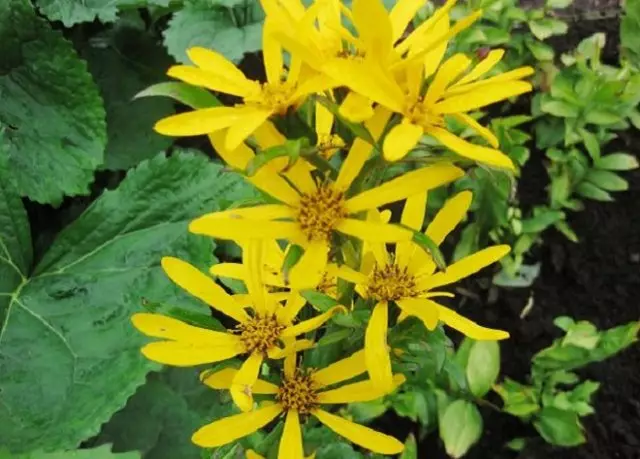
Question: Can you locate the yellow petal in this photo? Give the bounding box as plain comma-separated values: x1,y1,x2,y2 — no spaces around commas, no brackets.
312,409,404,454
154,106,245,137
335,106,391,189
339,92,374,123
246,450,264,459
424,53,471,105
422,14,450,78
396,298,439,330
279,410,304,459
289,241,329,290
131,313,230,343
312,349,367,388
365,302,394,393
382,122,424,162
292,73,337,100
192,404,283,447
428,126,515,170
210,262,246,280
249,169,302,206
244,239,269,315
186,47,256,93
268,338,314,359
225,108,273,151
435,81,533,114
422,245,511,290
437,305,510,340
201,367,279,393
455,49,505,86
284,353,296,378
345,164,464,213
426,190,473,246
189,217,303,241
337,218,412,242
231,352,264,412
453,113,499,148
263,20,284,84
317,373,405,404
353,0,393,58
446,66,535,96
281,305,346,337
141,340,242,366
167,65,257,98
395,192,427,268
389,0,424,42
283,161,317,195
161,257,250,323
207,131,254,170
321,59,405,113
278,292,308,324
316,99,335,136
335,265,368,285
205,204,295,221
396,0,455,55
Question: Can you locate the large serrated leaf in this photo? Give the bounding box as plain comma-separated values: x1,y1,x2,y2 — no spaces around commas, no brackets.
1,444,140,459
163,1,263,65
0,151,256,452
0,0,106,205
94,368,234,459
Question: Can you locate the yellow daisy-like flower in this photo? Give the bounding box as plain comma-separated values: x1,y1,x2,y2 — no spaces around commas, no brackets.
336,191,510,391
192,350,406,456
153,21,334,151
189,106,464,290
246,450,315,459
131,242,345,412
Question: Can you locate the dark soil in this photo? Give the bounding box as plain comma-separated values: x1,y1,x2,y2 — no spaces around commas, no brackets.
414,128,640,458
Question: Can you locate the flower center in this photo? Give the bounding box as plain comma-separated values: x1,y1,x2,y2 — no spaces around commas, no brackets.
297,184,347,242
276,370,318,414
404,98,444,128
316,133,345,159
247,82,295,115
236,314,286,354
316,271,337,297
366,264,418,302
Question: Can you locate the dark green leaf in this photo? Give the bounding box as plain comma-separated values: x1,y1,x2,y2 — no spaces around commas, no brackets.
316,329,352,346
400,434,418,459
521,209,565,233
466,340,500,397
85,27,175,170
575,182,613,201
439,400,483,458
136,83,221,110
0,0,106,204
534,408,585,446
281,245,304,284
3,445,140,459
0,152,254,452
300,290,342,312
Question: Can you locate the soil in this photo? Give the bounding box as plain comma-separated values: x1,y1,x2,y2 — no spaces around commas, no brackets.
410,128,640,459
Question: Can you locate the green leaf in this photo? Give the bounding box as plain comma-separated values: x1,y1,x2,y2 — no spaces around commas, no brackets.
540,99,579,118
315,95,376,145
95,368,234,459
585,110,622,125
246,139,309,176
562,320,600,349
594,153,639,171
585,170,628,191
299,290,343,312
575,182,613,201
0,152,255,452
0,0,107,205
579,129,600,160
85,26,175,170
546,0,572,8
400,434,418,459
393,390,431,425
348,399,390,423
621,0,640,68
525,39,555,61
163,2,263,65
534,408,585,446
2,445,140,459
528,18,568,40
520,209,565,233
439,400,483,458
136,83,221,110
466,340,500,397
316,329,352,346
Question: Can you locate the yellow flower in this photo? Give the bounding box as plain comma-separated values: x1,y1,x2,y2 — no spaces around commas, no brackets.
131,241,345,412
211,240,342,299
153,22,334,150
247,450,315,459
335,191,510,391
192,350,406,456
314,101,345,160
189,106,464,290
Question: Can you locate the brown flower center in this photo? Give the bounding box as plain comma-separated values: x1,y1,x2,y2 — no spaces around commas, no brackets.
366,264,418,302
236,314,285,354
297,185,347,242
276,370,319,414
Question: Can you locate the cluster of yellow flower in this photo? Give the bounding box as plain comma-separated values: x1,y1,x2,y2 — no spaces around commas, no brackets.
132,0,533,456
